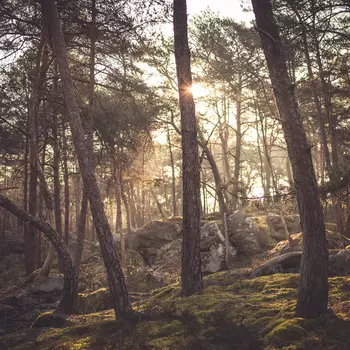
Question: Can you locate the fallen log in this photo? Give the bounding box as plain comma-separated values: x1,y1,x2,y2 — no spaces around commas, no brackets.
250,252,302,278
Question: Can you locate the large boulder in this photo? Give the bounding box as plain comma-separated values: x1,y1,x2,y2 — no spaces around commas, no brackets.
126,219,182,265
268,231,345,257
0,270,63,333
151,221,237,279
266,214,301,242
328,250,350,276
76,288,112,314
79,249,163,293
126,249,163,292
266,213,288,241
227,210,262,254
200,221,236,274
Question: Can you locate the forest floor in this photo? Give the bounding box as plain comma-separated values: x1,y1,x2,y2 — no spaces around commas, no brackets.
1,271,350,350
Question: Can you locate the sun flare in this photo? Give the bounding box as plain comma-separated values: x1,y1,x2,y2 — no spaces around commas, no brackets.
189,83,211,98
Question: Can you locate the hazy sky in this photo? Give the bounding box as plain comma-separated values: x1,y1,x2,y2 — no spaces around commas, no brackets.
187,0,254,22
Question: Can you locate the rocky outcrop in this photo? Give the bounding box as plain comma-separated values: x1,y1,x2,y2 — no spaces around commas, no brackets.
0,270,63,333
150,221,237,281
227,210,264,254
268,231,345,257
266,214,301,242
200,221,236,273
125,219,182,265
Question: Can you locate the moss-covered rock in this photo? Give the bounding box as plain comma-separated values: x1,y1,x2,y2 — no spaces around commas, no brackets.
76,288,112,314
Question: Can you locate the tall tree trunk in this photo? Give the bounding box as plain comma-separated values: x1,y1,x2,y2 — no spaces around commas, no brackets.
23,127,29,265
232,77,242,210
251,0,328,318
75,0,97,274
53,61,63,241
62,126,70,244
174,0,202,296
114,156,123,231
170,119,227,216
41,0,132,319
26,36,44,275
113,158,126,274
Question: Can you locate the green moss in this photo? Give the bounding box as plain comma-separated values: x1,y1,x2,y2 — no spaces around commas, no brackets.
265,319,307,346
4,274,350,350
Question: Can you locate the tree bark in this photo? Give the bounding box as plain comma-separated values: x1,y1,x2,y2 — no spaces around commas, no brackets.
62,126,70,244
232,76,242,210
75,0,97,275
251,0,328,318
0,194,77,313
174,0,202,296
41,0,132,319
167,125,177,217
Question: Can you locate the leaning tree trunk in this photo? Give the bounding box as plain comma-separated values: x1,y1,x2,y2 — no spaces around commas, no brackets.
40,0,132,319
251,0,328,318
174,0,202,296
0,195,77,313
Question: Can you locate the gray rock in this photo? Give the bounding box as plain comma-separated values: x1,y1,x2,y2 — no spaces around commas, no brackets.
200,222,236,273
266,213,288,242
329,250,350,276
227,210,262,254
38,273,64,293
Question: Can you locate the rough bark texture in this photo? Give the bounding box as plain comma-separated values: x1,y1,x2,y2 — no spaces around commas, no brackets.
62,127,70,244
41,0,132,319
26,35,44,275
232,78,242,211
174,0,202,296
75,0,96,275
0,194,77,313
251,0,328,318
170,119,227,217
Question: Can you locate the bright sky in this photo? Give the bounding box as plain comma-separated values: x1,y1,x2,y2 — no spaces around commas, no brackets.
187,0,254,22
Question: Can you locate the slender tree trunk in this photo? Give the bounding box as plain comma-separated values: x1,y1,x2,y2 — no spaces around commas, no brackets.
113,158,126,274
232,77,242,210
174,0,202,296
121,182,131,235
167,125,177,217
251,0,328,318
23,127,29,262
62,126,70,244
41,0,132,319
53,61,63,241
114,156,123,231
26,37,44,275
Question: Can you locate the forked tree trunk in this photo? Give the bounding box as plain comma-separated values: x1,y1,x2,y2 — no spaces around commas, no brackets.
41,0,132,319
174,0,202,296
251,0,328,318
0,194,77,313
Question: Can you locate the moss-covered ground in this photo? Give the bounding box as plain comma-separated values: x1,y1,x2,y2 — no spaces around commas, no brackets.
1,272,350,349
